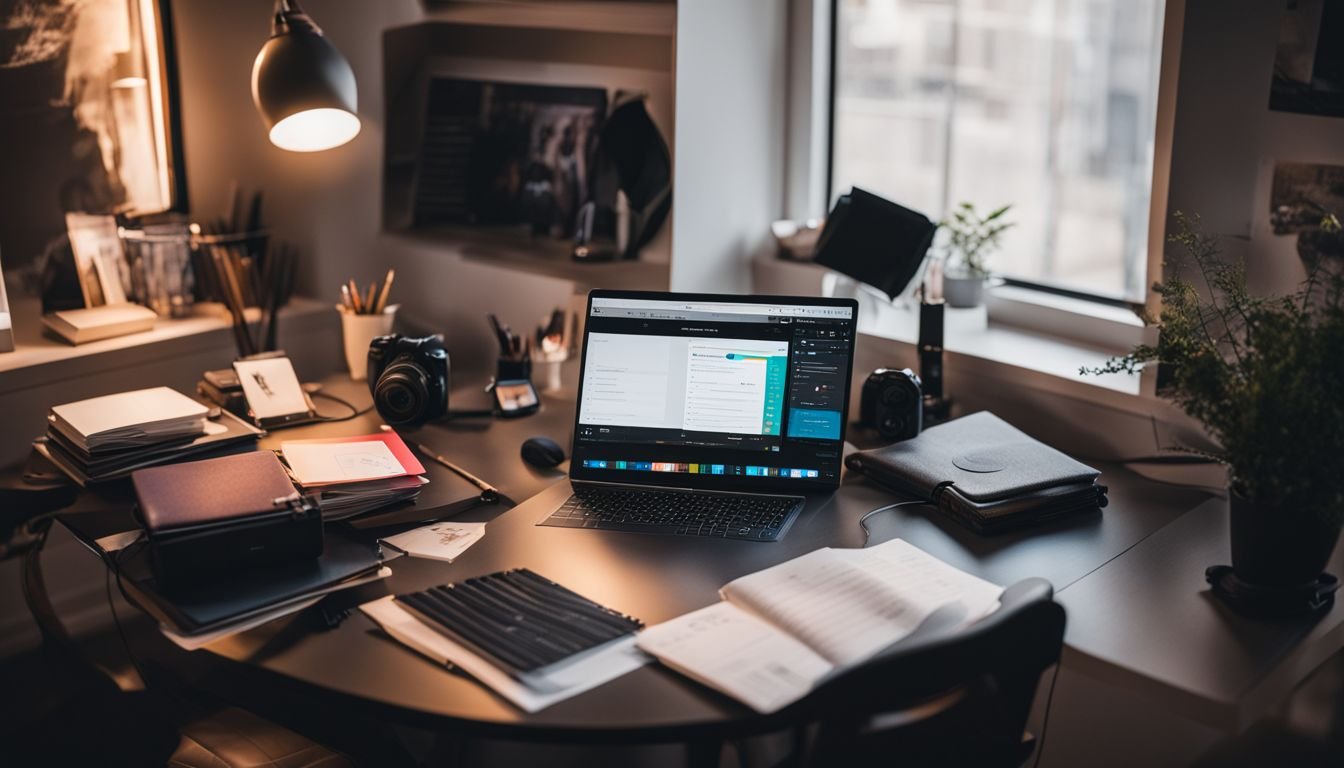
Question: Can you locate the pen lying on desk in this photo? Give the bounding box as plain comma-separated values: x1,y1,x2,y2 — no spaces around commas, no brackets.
408,438,511,506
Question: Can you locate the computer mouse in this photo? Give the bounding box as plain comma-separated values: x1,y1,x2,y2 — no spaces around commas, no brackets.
521,436,566,469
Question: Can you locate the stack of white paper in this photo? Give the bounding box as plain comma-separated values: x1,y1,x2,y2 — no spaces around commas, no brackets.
280,432,429,519
48,387,208,453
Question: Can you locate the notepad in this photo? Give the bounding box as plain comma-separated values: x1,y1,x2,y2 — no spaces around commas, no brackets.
281,431,425,487
380,521,484,563
636,539,1002,714
49,387,208,454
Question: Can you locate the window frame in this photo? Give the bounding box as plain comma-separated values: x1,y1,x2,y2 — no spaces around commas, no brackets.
807,0,1187,351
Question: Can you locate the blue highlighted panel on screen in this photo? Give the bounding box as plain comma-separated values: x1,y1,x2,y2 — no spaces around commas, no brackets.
786,408,842,440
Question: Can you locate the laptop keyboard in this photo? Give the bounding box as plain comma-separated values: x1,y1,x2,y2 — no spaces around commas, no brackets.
539,486,805,542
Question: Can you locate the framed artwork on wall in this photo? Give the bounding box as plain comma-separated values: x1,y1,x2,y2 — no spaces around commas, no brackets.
0,0,187,274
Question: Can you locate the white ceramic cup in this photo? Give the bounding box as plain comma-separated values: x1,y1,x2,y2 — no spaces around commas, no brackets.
340,304,398,380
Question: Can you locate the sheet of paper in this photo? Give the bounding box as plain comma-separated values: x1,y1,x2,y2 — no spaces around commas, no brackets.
380,522,485,563
721,539,1002,667
283,439,407,485
360,596,649,713
636,602,833,714
95,530,144,553
234,357,310,420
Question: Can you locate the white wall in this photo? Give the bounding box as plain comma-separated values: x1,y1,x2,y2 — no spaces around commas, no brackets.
1164,0,1344,297
670,0,789,293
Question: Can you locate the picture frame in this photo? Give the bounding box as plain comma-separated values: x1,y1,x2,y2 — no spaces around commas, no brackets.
0,0,188,272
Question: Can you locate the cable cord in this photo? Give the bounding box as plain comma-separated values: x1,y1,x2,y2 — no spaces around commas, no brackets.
309,390,374,422
858,500,932,546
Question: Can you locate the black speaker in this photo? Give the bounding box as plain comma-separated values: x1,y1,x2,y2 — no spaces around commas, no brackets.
859,368,923,442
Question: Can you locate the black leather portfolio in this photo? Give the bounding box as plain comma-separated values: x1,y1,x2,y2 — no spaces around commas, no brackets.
113,527,382,635
133,451,323,584
846,411,1108,533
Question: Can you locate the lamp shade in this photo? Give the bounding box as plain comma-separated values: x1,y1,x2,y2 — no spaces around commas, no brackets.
251,0,360,152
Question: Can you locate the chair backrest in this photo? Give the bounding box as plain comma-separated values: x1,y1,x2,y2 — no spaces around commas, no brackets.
793,577,1065,768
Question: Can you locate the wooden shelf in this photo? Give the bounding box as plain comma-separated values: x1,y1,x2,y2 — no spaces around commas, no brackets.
420,1,676,39
0,296,332,392
391,226,669,292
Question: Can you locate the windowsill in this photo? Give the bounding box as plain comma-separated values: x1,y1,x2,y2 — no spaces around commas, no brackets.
854,298,1143,398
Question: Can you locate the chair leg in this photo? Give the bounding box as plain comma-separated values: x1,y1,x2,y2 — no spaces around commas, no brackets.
686,738,721,768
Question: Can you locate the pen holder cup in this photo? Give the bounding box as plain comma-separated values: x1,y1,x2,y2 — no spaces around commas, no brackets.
497,356,532,383
340,304,398,380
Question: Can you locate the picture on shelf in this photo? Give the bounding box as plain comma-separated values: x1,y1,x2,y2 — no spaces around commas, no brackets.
1268,161,1344,269
410,78,607,237
65,213,128,307
1269,0,1344,117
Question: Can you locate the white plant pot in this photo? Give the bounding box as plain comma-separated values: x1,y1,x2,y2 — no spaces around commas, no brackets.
943,274,986,308
340,304,398,380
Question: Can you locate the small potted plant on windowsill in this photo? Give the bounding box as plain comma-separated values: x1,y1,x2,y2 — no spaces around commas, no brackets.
1085,213,1344,612
939,201,1013,308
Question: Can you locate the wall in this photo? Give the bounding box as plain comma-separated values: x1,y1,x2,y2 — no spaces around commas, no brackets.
670,0,788,292
1164,0,1344,297
170,0,576,374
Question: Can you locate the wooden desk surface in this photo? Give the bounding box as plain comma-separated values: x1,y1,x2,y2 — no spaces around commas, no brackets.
52,376,1215,741
1059,497,1344,732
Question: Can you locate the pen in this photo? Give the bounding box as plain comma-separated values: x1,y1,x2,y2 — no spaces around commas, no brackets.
410,439,504,503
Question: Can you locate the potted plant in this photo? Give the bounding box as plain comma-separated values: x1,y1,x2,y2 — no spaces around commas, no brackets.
1085,212,1344,597
939,202,1013,308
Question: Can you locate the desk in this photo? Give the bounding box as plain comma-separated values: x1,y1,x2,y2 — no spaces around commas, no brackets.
43,375,1305,758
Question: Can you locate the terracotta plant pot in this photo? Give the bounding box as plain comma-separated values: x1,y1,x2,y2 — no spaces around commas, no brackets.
1229,491,1341,587
943,274,986,308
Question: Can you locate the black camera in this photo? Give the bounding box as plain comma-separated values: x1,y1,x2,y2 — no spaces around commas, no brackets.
368,334,450,427
859,368,923,442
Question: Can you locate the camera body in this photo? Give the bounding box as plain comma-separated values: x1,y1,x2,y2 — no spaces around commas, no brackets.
367,334,450,427
859,367,923,443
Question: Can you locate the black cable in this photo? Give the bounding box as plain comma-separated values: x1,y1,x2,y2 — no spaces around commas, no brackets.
309,390,374,423
105,546,149,688
1033,663,1061,768
858,499,932,545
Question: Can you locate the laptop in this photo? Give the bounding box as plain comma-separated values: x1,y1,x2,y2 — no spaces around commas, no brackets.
538,290,859,542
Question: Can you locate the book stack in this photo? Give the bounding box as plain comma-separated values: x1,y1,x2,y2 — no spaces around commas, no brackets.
280,431,429,520
37,387,263,485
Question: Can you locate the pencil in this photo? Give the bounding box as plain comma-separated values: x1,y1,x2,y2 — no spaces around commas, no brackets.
348,279,363,313
374,269,395,313
365,282,377,315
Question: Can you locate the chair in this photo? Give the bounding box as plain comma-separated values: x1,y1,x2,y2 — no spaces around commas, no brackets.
772,577,1066,768
7,480,357,768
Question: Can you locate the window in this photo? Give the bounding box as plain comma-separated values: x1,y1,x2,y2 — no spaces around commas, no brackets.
830,0,1165,302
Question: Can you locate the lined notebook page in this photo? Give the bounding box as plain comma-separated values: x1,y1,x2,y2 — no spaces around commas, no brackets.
635,602,833,714
720,539,1002,667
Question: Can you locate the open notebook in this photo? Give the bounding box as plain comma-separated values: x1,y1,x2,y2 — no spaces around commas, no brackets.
636,538,1002,714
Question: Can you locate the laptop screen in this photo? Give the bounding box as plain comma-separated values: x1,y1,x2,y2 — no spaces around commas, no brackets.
570,291,859,491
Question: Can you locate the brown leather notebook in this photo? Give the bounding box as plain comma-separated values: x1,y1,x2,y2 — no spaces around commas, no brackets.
133,451,299,533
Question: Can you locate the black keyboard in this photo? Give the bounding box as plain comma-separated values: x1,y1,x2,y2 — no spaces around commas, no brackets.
539,486,805,541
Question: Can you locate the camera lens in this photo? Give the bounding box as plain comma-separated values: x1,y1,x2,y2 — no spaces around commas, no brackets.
881,382,913,406
374,361,429,425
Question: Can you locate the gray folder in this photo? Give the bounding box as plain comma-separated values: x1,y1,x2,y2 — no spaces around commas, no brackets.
846,412,1107,533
